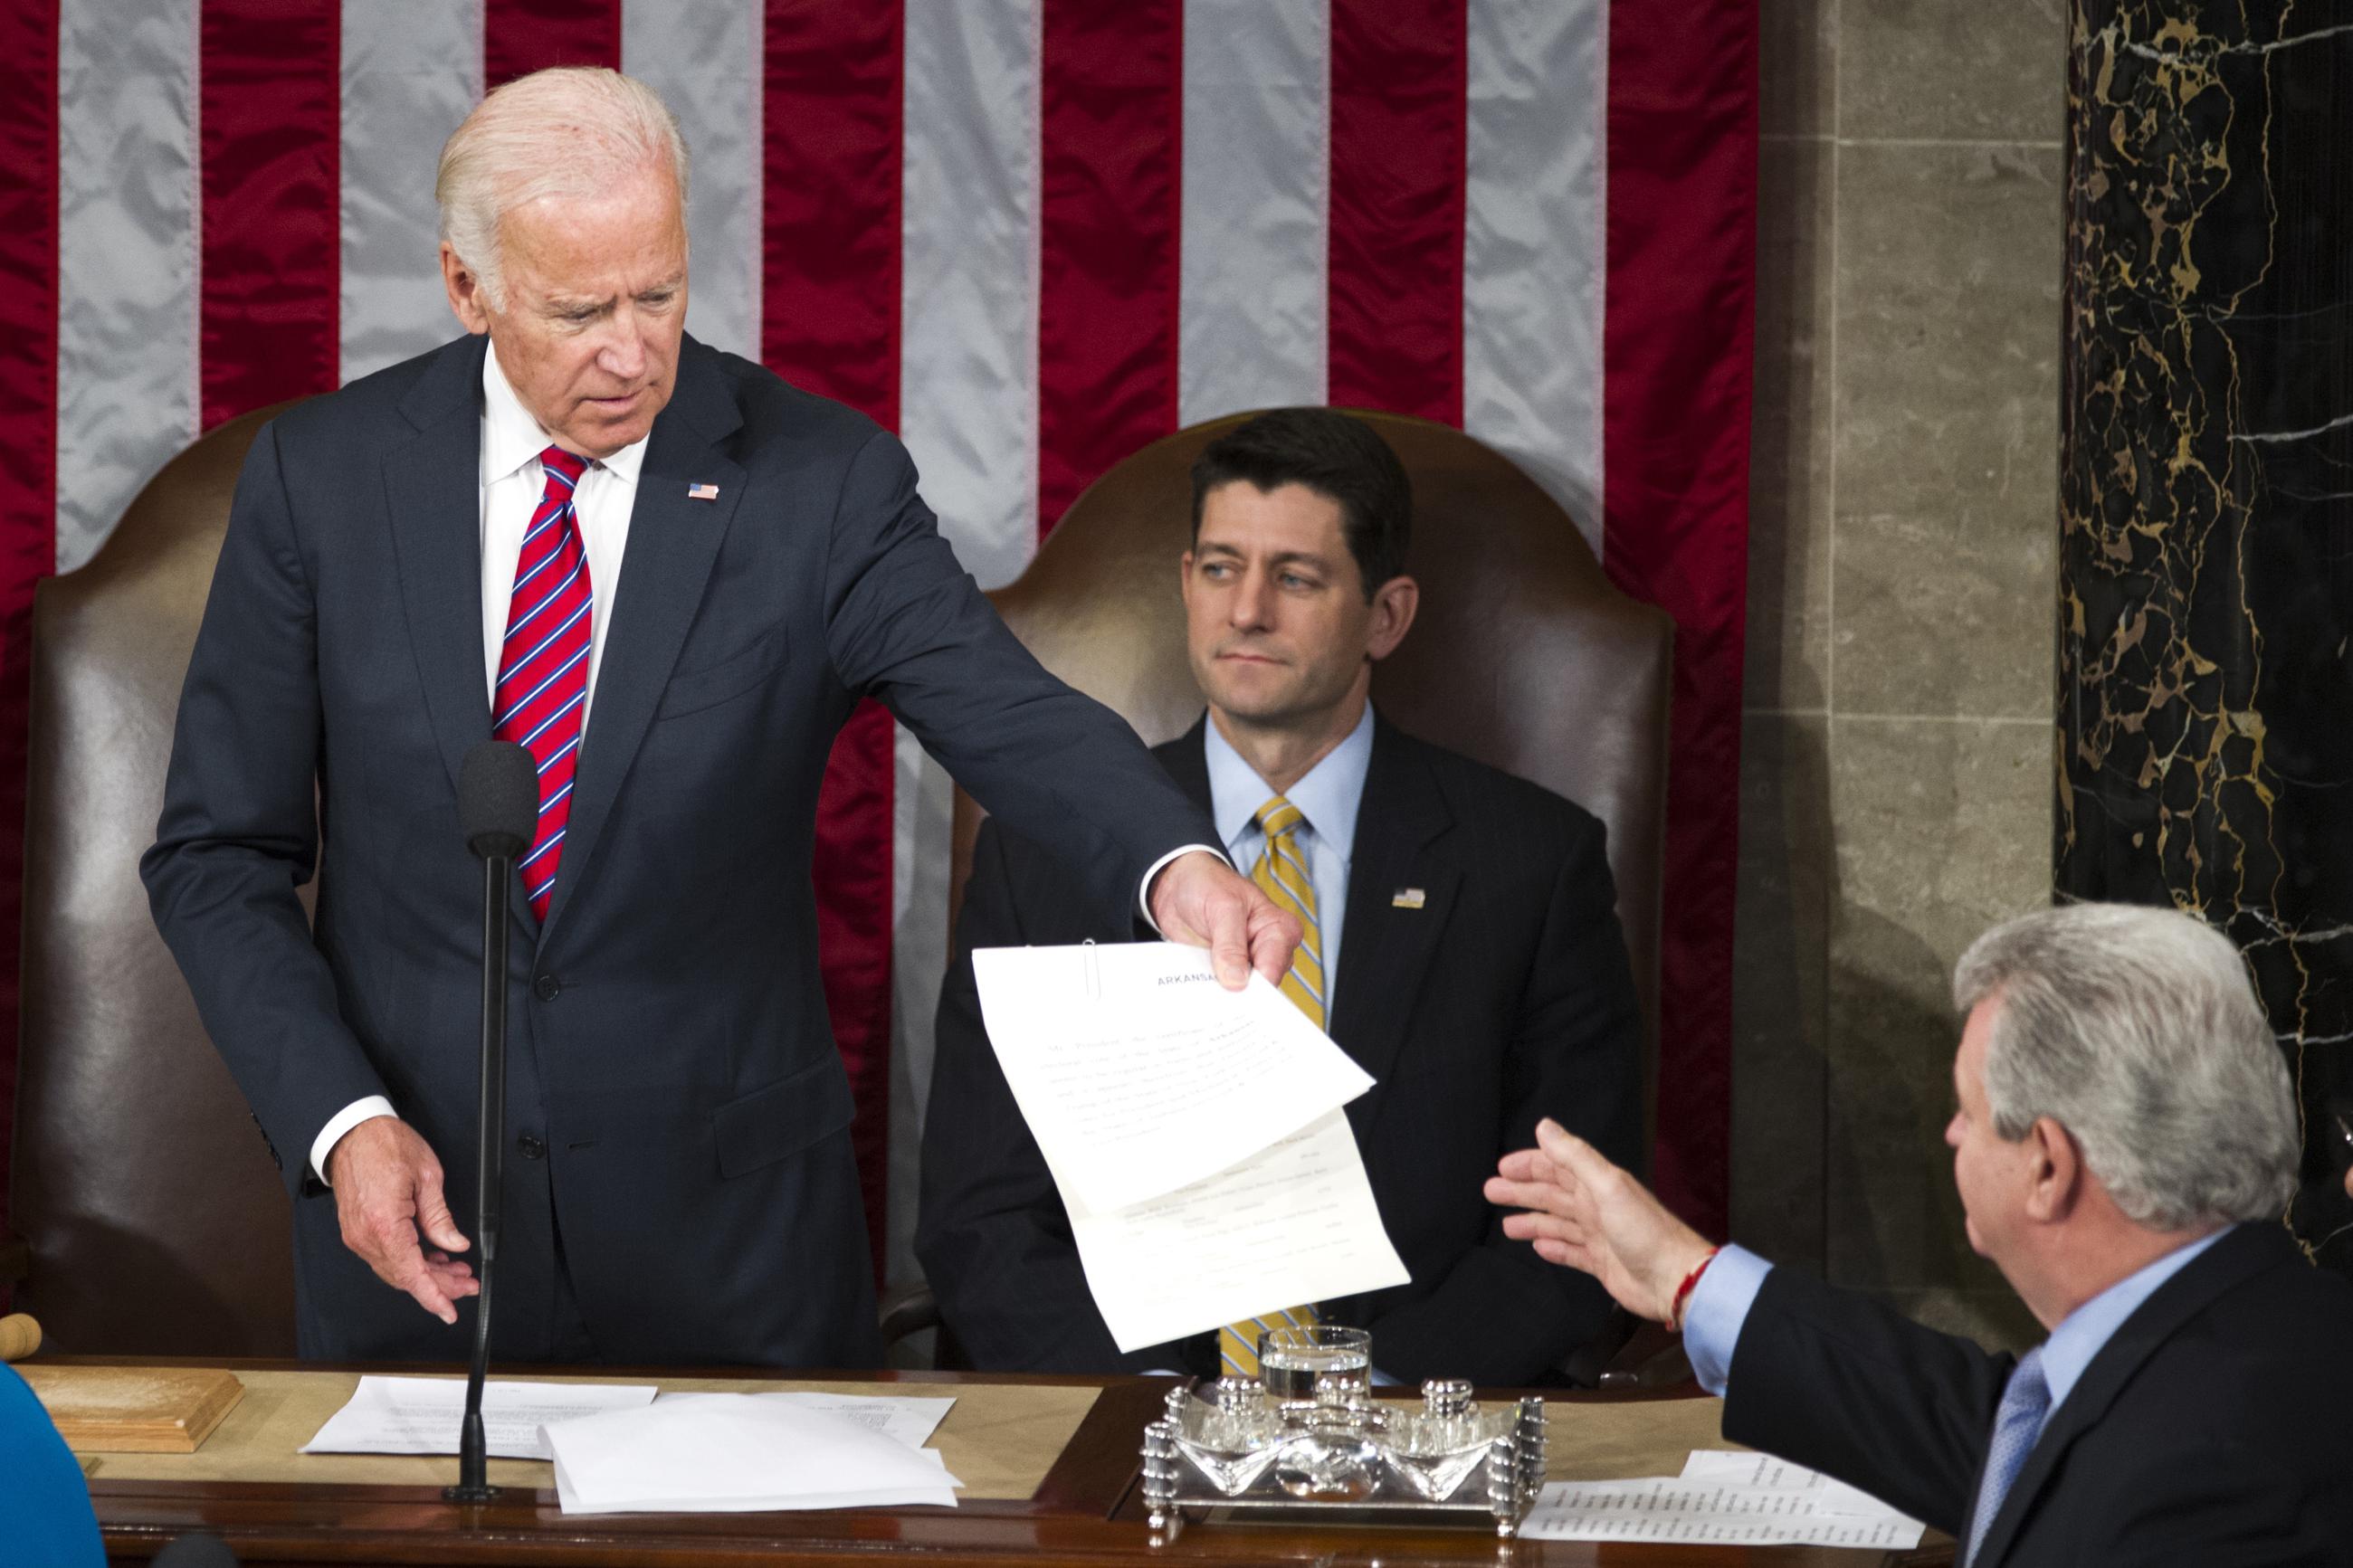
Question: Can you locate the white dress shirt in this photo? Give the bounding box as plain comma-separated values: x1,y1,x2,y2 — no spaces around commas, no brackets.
309,344,650,1183
1203,704,1374,1014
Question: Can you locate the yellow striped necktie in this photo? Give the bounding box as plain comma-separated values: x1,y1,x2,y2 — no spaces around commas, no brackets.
1248,794,1325,1030
1219,794,1324,1377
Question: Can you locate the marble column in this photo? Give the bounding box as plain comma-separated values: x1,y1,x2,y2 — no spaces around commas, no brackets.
2058,4,2353,1265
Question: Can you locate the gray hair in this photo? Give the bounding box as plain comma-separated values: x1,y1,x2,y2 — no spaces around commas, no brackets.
1952,902,2298,1231
436,67,691,310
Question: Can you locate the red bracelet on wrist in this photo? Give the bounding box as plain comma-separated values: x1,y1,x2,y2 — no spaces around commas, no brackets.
1665,1246,1721,1334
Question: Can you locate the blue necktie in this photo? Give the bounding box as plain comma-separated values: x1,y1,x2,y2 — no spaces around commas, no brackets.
1962,1346,2050,1566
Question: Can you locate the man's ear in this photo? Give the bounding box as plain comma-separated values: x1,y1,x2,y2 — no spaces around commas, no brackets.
442,242,492,336
1365,574,1419,661
2024,1116,2082,1223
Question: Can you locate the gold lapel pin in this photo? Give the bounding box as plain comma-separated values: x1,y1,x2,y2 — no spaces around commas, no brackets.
1392,888,1426,909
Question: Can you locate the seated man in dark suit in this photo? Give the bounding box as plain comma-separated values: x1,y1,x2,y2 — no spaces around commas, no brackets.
919,408,1644,1386
1490,901,2353,1566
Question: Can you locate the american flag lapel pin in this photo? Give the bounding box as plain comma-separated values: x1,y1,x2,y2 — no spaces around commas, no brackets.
687,482,720,500
1392,888,1426,909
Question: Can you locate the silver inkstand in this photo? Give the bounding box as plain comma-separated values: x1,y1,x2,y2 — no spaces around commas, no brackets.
1138,1331,1546,1544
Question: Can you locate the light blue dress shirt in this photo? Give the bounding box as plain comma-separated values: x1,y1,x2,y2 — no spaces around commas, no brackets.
1680,1226,2235,1423
1203,705,1375,1014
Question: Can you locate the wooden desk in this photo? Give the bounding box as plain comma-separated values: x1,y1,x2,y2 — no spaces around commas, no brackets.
33,1357,1955,1566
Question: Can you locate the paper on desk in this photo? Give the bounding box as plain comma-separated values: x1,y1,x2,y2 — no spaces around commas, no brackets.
300,1376,656,1460
1068,1108,1410,1352
652,1389,954,1450
972,942,1374,1212
1522,1475,1927,1549
543,1392,962,1515
1679,1448,1918,1521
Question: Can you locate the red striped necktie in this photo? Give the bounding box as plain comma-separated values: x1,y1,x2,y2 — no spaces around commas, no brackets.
493,444,594,919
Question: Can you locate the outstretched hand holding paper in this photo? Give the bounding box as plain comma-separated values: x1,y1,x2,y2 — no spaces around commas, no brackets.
973,942,1407,1351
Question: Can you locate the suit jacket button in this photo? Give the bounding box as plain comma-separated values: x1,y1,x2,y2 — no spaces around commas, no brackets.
533,974,561,1002
518,1134,547,1160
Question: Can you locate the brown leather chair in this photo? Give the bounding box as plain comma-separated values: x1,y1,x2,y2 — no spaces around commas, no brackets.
907,411,1678,1383
953,411,1673,1079
5,406,299,1354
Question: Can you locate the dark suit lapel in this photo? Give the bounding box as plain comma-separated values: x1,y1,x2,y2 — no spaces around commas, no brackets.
539,341,746,937
385,335,497,802
1971,1223,2286,1567
1325,717,1455,1091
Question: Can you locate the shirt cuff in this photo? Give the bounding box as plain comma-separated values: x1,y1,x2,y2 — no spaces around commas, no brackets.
1138,844,1230,933
1679,1243,1773,1398
311,1096,399,1185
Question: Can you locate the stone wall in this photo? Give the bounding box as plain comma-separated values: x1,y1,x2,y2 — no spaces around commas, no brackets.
1734,0,2065,1349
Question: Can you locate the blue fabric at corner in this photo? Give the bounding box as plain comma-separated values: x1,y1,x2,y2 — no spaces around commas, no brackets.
0,1363,105,1565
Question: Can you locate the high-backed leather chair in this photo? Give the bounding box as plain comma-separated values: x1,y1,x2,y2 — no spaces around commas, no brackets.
5,406,297,1354
954,413,1674,1088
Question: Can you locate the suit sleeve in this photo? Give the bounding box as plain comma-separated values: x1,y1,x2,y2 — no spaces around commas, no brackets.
1722,1264,2007,1536
1359,813,1643,1385
138,421,390,1196
821,431,1215,923
914,819,1187,1373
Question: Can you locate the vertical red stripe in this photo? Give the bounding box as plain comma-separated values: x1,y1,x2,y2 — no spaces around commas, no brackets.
1327,0,1466,424
763,0,905,1278
197,0,340,432
483,0,622,91
1036,0,1183,537
1603,0,1759,1237
0,0,58,1258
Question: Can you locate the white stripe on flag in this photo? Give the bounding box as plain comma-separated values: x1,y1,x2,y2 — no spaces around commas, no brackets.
885,720,955,1287
891,0,1044,1287
899,0,1041,592
340,0,483,385
1178,0,1328,426
56,0,199,573
1463,0,1608,553
624,0,763,361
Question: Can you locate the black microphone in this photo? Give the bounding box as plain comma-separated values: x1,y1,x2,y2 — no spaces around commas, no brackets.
446,740,538,1503
152,1535,240,1567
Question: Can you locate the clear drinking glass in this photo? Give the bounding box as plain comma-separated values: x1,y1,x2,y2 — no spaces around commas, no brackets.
1255,1324,1371,1406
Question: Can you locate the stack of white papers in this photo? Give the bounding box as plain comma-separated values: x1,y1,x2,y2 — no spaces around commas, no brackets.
973,943,1409,1351
1521,1449,1928,1548
544,1393,963,1515
300,1376,658,1460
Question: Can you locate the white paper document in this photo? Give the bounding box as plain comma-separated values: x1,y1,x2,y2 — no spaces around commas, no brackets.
652,1389,955,1451
300,1376,658,1460
1522,1456,1928,1549
973,941,1408,1350
543,1392,964,1516
971,942,1374,1212
1679,1448,1919,1523
1069,1109,1410,1351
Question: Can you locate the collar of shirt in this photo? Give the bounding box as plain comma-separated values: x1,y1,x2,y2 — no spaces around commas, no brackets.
2035,1223,2232,1417
1204,703,1375,865
481,340,652,489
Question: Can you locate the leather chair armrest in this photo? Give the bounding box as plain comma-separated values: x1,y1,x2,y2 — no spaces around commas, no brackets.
0,1228,28,1288
1558,1306,1694,1391
878,1280,941,1348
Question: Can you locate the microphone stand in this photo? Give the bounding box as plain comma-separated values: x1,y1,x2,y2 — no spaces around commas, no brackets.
444,848,512,1503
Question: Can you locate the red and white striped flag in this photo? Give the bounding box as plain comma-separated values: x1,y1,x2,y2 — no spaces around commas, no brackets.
0,0,1755,1273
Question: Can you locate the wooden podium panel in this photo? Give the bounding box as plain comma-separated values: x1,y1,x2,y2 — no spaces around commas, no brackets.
41,1356,1950,1567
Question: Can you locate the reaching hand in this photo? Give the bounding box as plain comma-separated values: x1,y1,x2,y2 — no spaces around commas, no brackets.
325,1116,478,1325
1147,849,1302,990
1484,1117,1717,1325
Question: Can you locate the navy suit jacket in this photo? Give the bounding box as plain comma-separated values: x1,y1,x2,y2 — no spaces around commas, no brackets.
919,716,1644,1385
142,332,1210,1367
1725,1223,2353,1566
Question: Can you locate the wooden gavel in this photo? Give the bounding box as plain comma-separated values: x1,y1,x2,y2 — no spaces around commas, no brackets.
0,1312,41,1362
